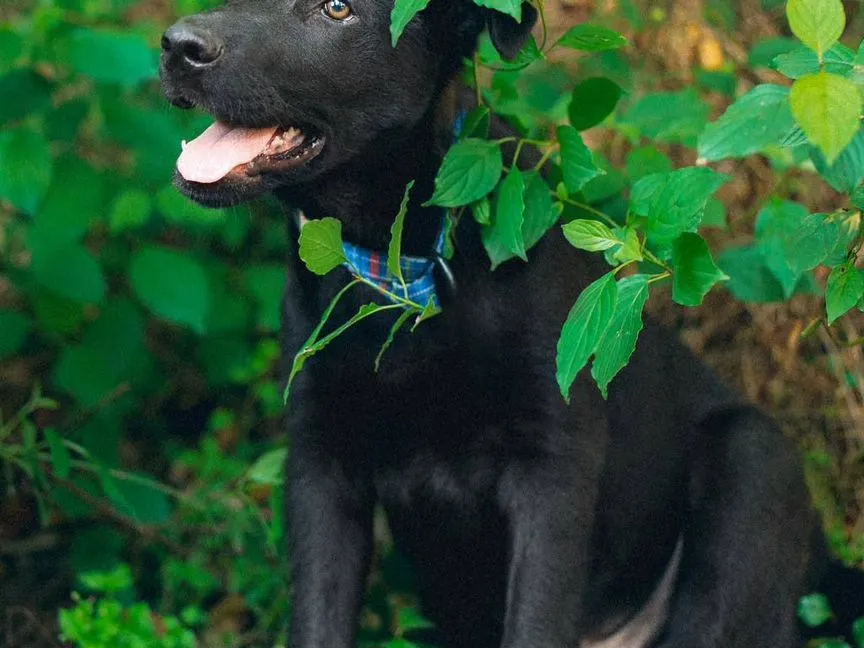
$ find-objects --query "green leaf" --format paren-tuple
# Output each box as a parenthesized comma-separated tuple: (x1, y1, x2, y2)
(110, 474, 172, 524)
(852, 186, 864, 210)
(243, 265, 286, 331)
(771, 44, 856, 79)
(671, 233, 728, 307)
(853, 617, 864, 648)
(786, 0, 845, 58)
(556, 272, 617, 402)
(0, 70, 53, 127)
(811, 127, 864, 193)
(388, 181, 414, 291)
(298, 217, 347, 275)
(556, 24, 628, 52)
(109, 189, 152, 232)
(473, 0, 522, 21)
(461, 107, 490, 140)
(562, 219, 619, 252)
(702, 198, 728, 230)
(247, 448, 288, 485)
(390, 0, 431, 46)
(790, 72, 862, 164)
(826, 264, 864, 323)
(748, 37, 799, 68)
(63, 28, 157, 85)
(611, 227, 643, 264)
(631, 168, 729, 245)
(45, 429, 71, 479)
(797, 593, 834, 627)
(619, 89, 709, 145)
(483, 168, 527, 269)
(427, 139, 502, 207)
(0, 310, 30, 359)
(779, 211, 857, 274)
(719, 245, 814, 303)
(697, 85, 796, 162)
(591, 274, 649, 397)
(477, 32, 543, 69)
(625, 146, 672, 181)
(130, 246, 211, 333)
(558, 125, 601, 194)
(568, 77, 622, 131)
(754, 199, 808, 297)
(472, 196, 491, 225)
(522, 171, 562, 250)
(33, 159, 107, 246)
(0, 126, 53, 214)
(375, 308, 414, 371)
(30, 242, 107, 304)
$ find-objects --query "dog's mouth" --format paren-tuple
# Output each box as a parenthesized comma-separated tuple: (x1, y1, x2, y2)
(176, 121, 325, 185)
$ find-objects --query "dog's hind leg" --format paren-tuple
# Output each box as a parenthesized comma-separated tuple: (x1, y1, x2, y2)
(655, 407, 815, 648)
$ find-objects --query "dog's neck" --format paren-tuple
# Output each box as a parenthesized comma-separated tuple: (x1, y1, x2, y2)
(276, 85, 462, 257)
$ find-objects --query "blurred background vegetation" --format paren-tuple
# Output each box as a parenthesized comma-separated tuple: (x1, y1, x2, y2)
(0, 0, 862, 645)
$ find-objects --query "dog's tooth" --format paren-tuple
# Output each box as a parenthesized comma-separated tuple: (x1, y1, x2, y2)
(181, 139, 187, 150)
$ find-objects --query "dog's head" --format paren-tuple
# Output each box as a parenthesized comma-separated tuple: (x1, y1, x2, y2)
(160, 0, 536, 207)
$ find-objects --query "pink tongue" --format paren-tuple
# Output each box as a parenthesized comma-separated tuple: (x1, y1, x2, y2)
(177, 121, 278, 184)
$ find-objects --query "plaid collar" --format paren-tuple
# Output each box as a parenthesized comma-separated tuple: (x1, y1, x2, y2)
(343, 226, 447, 308)
(340, 111, 465, 309)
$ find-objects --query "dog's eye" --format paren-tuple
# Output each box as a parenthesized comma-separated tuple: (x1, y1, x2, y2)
(322, 0, 352, 20)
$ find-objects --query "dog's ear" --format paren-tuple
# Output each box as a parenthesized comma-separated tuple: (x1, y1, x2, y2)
(486, 2, 538, 61)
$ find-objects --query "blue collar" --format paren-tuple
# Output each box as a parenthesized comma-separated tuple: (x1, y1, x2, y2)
(340, 111, 465, 309)
(343, 226, 447, 308)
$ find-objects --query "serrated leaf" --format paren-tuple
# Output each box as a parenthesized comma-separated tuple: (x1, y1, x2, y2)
(611, 227, 643, 264)
(790, 72, 862, 164)
(375, 308, 413, 371)
(754, 199, 808, 297)
(619, 89, 709, 145)
(556, 272, 617, 402)
(473, 0, 522, 21)
(556, 24, 628, 52)
(568, 77, 622, 131)
(771, 43, 856, 79)
(786, 0, 845, 57)
(558, 125, 601, 194)
(299, 217, 347, 275)
(45, 429, 71, 479)
(625, 147, 672, 181)
(720, 245, 800, 303)
(562, 219, 619, 252)
(811, 127, 864, 193)
(779, 211, 857, 274)
(388, 181, 414, 292)
(798, 593, 834, 627)
(427, 139, 502, 207)
(483, 168, 526, 268)
(671, 233, 729, 306)
(130, 246, 211, 333)
(247, 448, 288, 485)
(390, 0, 431, 46)
(697, 85, 796, 162)
(631, 168, 729, 245)
(591, 274, 649, 397)
(522, 170, 562, 250)
(826, 264, 864, 323)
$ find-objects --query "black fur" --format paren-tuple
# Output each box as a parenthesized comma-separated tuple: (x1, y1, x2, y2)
(160, 1, 861, 646)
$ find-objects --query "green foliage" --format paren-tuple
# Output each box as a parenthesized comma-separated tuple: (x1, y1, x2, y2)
(1, 0, 863, 644)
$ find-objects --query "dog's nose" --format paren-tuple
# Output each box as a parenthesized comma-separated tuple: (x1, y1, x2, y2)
(161, 21, 223, 69)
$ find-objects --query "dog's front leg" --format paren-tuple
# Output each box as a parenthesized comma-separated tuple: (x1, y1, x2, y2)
(287, 446, 374, 648)
(498, 459, 601, 648)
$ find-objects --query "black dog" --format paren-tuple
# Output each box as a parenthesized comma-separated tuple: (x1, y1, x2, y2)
(160, 2, 843, 646)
